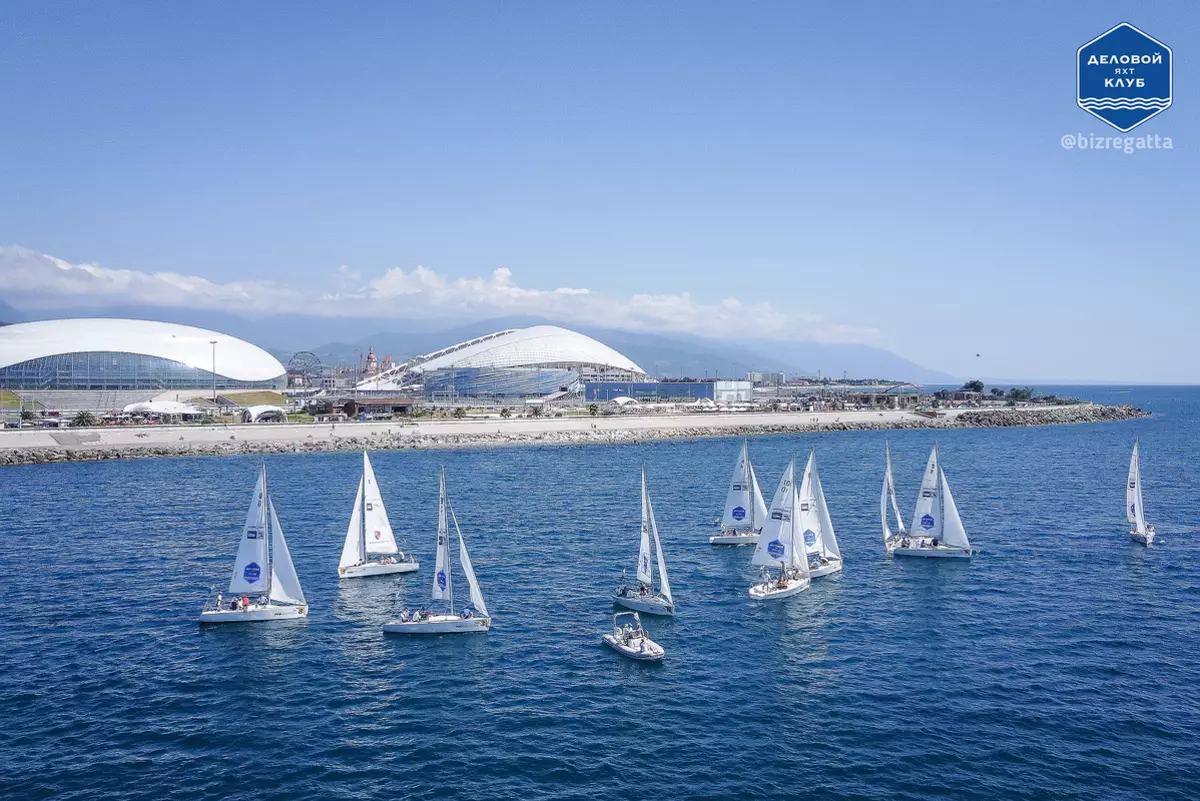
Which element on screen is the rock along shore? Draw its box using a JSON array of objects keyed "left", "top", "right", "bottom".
[{"left": 0, "top": 403, "right": 1147, "bottom": 467}]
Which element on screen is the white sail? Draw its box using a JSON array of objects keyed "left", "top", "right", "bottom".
[
  {"left": 812, "top": 456, "right": 841, "bottom": 560},
  {"left": 229, "top": 466, "right": 270, "bottom": 595},
  {"left": 637, "top": 468, "right": 654, "bottom": 586},
  {"left": 268, "top": 498, "right": 306, "bottom": 605},
  {"left": 1127, "top": 440, "right": 1146, "bottom": 532},
  {"left": 647, "top": 478, "right": 673, "bottom": 604},
  {"left": 884, "top": 443, "right": 906, "bottom": 540},
  {"left": 910, "top": 445, "right": 942, "bottom": 540},
  {"left": 720, "top": 441, "right": 754, "bottom": 531},
  {"left": 452, "top": 505, "right": 488, "bottom": 617},
  {"left": 881, "top": 447, "right": 894, "bottom": 544},
  {"left": 753, "top": 459, "right": 799, "bottom": 568},
  {"left": 432, "top": 468, "right": 452, "bottom": 603},
  {"left": 338, "top": 477, "right": 365, "bottom": 570},
  {"left": 938, "top": 468, "right": 971, "bottom": 551},
  {"left": 792, "top": 473, "right": 810, "bottom": 576},
  {"left": 749, "top": 460, "right": 768, "bottom": 531},
  {"left": 362, "top": 452, "right": 400, "bottom": 555}
]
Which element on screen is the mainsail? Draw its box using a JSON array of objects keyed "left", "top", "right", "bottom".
[
  {"left": 812, "top": 455, "right": 841, "bottom": 560},
  {"left": 637, "top": 467, "right": 654, "bottom": 586},
  {"left": 229, "top": 466, "right": 270, "bottom": 595},
  {"left": 432, "top": 468, "right": 452, "bottom": 603},
  {"left": 937, "top": 468, "right": 971, "bottom": 551},
  {"left": 1127, "top": 440, "right": 1146, "bottom": 532},
  {"left": 748, "top": 460, "right": 768, "bottom": 531},
  {"left": 268, "top": 498, "right": 306, "bottom": 605},
  {"left": 753, "top": 459, "right": 802, "bottom": 569},
  {"left": 910, "top": 445, "right": 942, "bottom": 540},
  {"left": 338, "top": 476, "right": 366, "bottom": 570},
  {"left": 362, "top": 452, "right": 400, "bottom": 555},
  {"left": 881, "top": 442, "right": 906, "bottom": 544},
  {"left": 646, "top": 469, "right": 673, "bottom": 604},
  {"left": 797, "top": 451, "right": 825, "bottom": 559},
  {"left": 721, "top": 441, "right": 756, "bottom": 531}
]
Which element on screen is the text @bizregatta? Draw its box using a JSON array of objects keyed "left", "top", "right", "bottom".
[{"left": 1061, "top": 133, "right": 1174, "bottom": 154}]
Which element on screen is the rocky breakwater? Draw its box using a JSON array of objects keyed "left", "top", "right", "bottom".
[{"left": 0, "top": 403, "right": 1148, "bottom": 466}]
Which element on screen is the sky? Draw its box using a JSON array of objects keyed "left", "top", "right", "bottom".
[{"left": 0, "top": 2, "right": 1197, "bottom": 382}]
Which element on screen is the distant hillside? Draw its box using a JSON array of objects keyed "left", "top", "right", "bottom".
[{"left": 0, "top": 297, "right": 24, "bottom": 325}]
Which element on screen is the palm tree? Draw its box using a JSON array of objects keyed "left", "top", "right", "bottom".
[{"left": 70, "top": 411, "right": 97, "bottom": 428}]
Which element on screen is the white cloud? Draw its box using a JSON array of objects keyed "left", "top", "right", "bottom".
[{"left": 0, "top": 245, "right": 877, "bottom": 344}]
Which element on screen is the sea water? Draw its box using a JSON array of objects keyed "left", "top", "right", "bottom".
[{"left": 1, "top": 386, "right": 1198, "bottom": 800}]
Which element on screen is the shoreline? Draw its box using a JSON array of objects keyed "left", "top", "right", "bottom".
[{"left": 0, "top": 403, "right": 1146, "bottom": 466}]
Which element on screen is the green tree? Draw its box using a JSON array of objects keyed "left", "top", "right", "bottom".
[
  {"left": 587, "top": 403, "right": 599, "bottom": 417},
  {"left": 452, "top": 407, "right": 467, "bottom": 419},
  {"left": 20, "top": 409, "right": 34, "bottom": 421},
  {"left": 529, "top": 405, "right": 543, "bottom": 418},
  {"left": 499, "top": 407, "right": 512, "bottom": 419},
  {"left": 70, "top": 411, "right": 97, "bottom": 428},
  {"left": 990, "top": 387, "right": 1004, "bottom": 398},
  {"left": 961, "top": 380, "right": 984, "bottom": 393}
]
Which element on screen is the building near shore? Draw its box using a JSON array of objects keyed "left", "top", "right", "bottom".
[
  {"left": 0, "top": 319, "right": 287, "bottom": 392},
  {"left": 358, "top": 325, "right": 645, "bottom": 401},
  {"left": 585, "top": 380, "right": 752, "bottom": 404}
]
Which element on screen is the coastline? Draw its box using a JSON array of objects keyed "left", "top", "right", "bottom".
[{"left": 0, "top": 403, "right": 1146, "bottom": 466}]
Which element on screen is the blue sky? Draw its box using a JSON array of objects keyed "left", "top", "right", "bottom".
[{"left": 0, "top": 2, "right": 1196, "bottom": 381}]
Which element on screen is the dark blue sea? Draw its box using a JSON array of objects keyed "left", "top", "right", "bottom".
[{"left": 2, "top": 386, "right": 1198, "bottom": 800}]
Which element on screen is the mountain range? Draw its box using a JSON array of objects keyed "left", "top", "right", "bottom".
[{"left": 0, "top": 300, "right": 956, "bottom": 383}]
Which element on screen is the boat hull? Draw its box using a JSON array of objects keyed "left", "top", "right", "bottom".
[
  {"left": 602, "top": 633, "right": 664, "bottom": 661},
  {"left": 808, "top": 558, "right": 843, "bottom": 578},
  {"left": 748, "top": 576, "right": 811, "bottom": 600},
  {"left": 710, "top": 532, "right": 759, "bottom": 546},
  {"left": 198, "top": 604, "right": 307, "bottom": 624},
  {"left": 382, "top": 614, "right": 491, "bottom": 634},
  {"left": 893, "top": 546, "right": 971, "bottom": 559},
  {"left": 1130, "top": 528, "right": 1155, "bottom": 546},
  {"left": 613, "top": 593, "right": 674, "bottom": 616},
  {"left": 339, "top": 559, "right": 420, "bottom": 578}
]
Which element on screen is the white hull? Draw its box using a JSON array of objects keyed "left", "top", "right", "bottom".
[
  {"left": 893, "top": 546, "right": 971, "bottom": 559},
  {"left": 198, "top": 604, "right": 307, "bottom": 624},
  {"left": 808, "top": 557, "right": 843, "bottom": 578},
  {"left": 1130, "top": 528, "right": 1155, "bottom": 546},
  {"left": 602, "top": 633, "right": 664, "bottom": 661},
  {"left": 748, "top": 576, "right": 811, "bottom": 600},
  {"left": 382, "top": 614, "right": 491, "bottom": 634},
  {"left": 339, "top": 559, "right": 419, "bottom": 578},
  {"left": 710, "top": 532, "right": 759, "bottom": 546},
  {"left": 613, "top": 592, "right": 674, "bottom": 616}
]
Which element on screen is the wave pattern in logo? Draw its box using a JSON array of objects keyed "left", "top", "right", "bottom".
[{"left": 1079, "top": 97, "right": 1170, "bottom": 111}]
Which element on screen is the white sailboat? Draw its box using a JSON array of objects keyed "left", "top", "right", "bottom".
[
  {"left": 198, "top": 465, "right": 308, "bottom": 623},
  {"left": 798, "top": 449, "right": 843, "bottom": 578},
  {"left": 711, "top": 439, "right": 769, "bottom": 545},
  {"left": 892, "top": 444, "right": 972, "bottom": 558},
  {"left": 338, "top": 451, "right": 419, "bottom": 578},
  {"left": 1127, "top": 439, "right": 1156, "bottom": 546},
  {"left": 383, "top": 467, "right": 491, "bottom": 634},
  {"left": 748, "top": 457, "right": 812, "bottom": 599},
  {"left": 602, "top": 610, "right": 665, "bottom": 662},
  {"left": 881, "top": 441, "right": 908, "bottom": 552},
  {"left": 614, "top": 466, "right": 675, "bottom": 616}
]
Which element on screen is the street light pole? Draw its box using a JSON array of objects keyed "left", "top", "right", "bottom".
[{"left": 210, "top": 340, "right": 218, "bottom": 404}]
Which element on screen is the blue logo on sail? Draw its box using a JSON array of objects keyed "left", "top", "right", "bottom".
[
  {"left": 436, "top": 570, "right": 447, "bottom": 590},
  {"left": 243, "top": 562, "right": 261, "bottom": 582},
  {"left": 920, "top": 514, "right": 935, "bottom": 530},
  {"left": 731, "top": 506, "right": 746, "bottom": 521},
  {"left": 1130, "top": 503, "right": 1136, "bottom": 515},
  {"left": 803, "top": 529, "right": 817, "bottom": 547},
  {"left": 767, "top": 539, "right": 786, "bottom": 559},
  {"left": 1077, "top": 23, "right": 1172, "bottom": 131}
]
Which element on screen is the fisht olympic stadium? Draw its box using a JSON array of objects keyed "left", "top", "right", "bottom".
[
  {"left": 0, "top": 319, "right": 287, "bottom": 391},
  {"left": 357, "top": 325, "right": 646, "bottom": 400}
]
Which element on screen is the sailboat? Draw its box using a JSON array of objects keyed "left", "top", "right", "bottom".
[
  {"left": 881, "top": 441, "right": 908, "bottom": 552},
  {"left": 338, "top": 451, "right": 419, "bottom": 578},
  {"left": 798, "top": 449, "right": 843, "bottom": 578},
  {"left": 383, "top": 467, "right": 491, "bottom": 634},
  {"left": 748, "top": 457, "right": 811, "bottom": 600},
  {"left": 1127, "top": 439, "right": 1156, "bottom": 545},
  {"left": 198, "top": 465, "right": 308, "bottom": 623},
  {"left": 614, "top": 466, "right": 675, "bottom": 616},
  {"left": 710, "top": 439, "right": 769, "bottom": 545},
  {"left": 891, "top": 444, "right": 972, "bottom": 558}
]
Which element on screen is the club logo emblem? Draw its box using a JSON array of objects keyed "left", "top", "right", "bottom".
[
  {"left": 921, "top": 514, "right": 936, "bottom": 530},
  {"left": 1078, "top": 23, "right": 1172, "bottom": 131},
  {"left": 436, "top": 570, "right": 447, "bottom": 590},
  {"left": 731, "top": 506, "right": 746, "bottom": 521},
  {"left": 767, "top": 539, "right": 786, "bottom": 559},
  {"left": 243, "top": 562, "right": 261, "bottom": 582}
]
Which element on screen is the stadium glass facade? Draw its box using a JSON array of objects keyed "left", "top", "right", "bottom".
[
  {"left": 584, "top": 382, "right": 716, "bottom": 402},
  {"left": 422, "top": 367, "right": 581, "bottom": 400},
  {"left": 0, "top": 351, "right": 286, "bottom": 391}
]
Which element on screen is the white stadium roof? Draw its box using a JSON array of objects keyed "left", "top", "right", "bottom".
[
  {"left": 0, "top": 318, "right": 285, "bottom": 381},
  {"left": 411, "top": 325, "right": 645, "bottom": 374}
]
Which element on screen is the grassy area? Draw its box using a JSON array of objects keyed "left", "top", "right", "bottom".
[
  {"left": 0, "top": 390, "right": 42, "bottom": 409},
  {"left": 220, "top": 391, "right": 285, "bottom": 406}
]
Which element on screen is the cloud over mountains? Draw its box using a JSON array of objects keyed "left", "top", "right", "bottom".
[{"left": 0, "top": 245, "right": 876, "bottom": 345}]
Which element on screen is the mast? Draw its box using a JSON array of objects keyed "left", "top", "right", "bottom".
[
  {"left": 745, "top": 441, "right": 754, "bottom": 532},
  {"left": 262, "top": 464, "right": 272, "bottom": 599},
  {"left": 359, "top": 453, "right": 368, "bottom": 562},
  {"left": 790, "top": 455, "right": 798, "bottom": 568}
]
